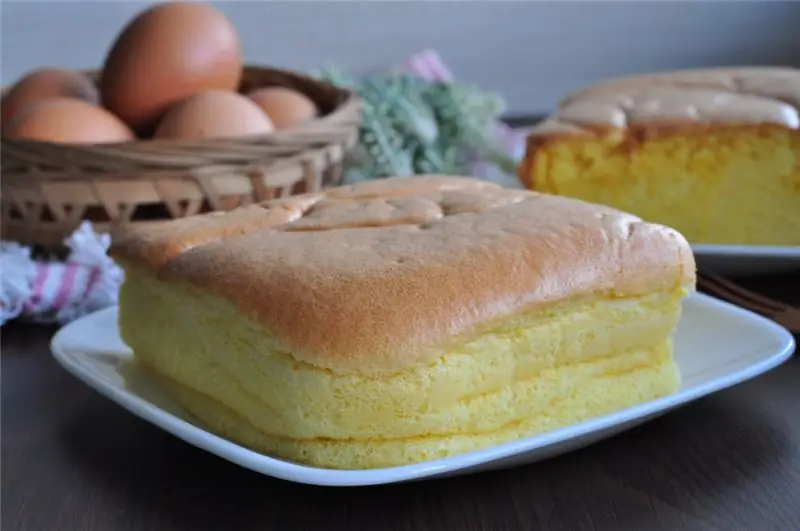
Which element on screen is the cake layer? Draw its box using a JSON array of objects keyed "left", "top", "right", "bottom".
[
  {"left": 111, "top": 176, "right": 695, "bottom": 374},
  {"left": 520, "top": 68, "right": 800, "bottom": 246},
  {"left": 120, "top": 263, "right": 686, "bottom": 443},
  {"left": 522, "top": 126, "right": 800, "bottom": 245},
  {"left": 149, "top": 341, "right": 678, "bottom": 470}
]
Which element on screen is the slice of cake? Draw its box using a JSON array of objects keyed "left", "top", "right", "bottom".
[
  {"left": 110, "top": 176, "right": 696, "bottom": 470},
  {"left": 519, "top": 67, "right": 800, "bottom": 246}
]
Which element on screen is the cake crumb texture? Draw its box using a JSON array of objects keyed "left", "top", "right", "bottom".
[
  {"left": 121, "top": 266, "right": 686, "bottom": 469},
  {"left": 520, "top": 67, "right": 800, "bottom": 245}
]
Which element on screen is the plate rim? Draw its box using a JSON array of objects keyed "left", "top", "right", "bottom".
[
  {"left": 691, "top": 243, "right": 800, "bottom": 258},
  {"left": 50, "top": 294, "right": 796, "bottom": 487}
]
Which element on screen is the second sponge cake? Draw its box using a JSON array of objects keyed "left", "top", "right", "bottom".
[
  {"left": 519, "top": 67, "right": 800, "bottom": 246},
  {"left": 111, "top": 176, "right": 696, "bottom": 469}
]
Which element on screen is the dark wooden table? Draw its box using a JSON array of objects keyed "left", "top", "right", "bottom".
[{"left": 2, "top": 274, "right": 799, "bottom": 531}]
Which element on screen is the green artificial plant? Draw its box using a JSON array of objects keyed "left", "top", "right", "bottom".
[{"left": 315, "top": 66, "right": 516, "bottom": 183}]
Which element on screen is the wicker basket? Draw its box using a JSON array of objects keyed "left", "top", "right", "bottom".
[{"left": 1, "top": 66, "right": 362, "bottom": 250}]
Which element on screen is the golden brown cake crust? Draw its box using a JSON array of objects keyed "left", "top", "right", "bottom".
[
  {"left": 111, "top": 176, "right": 695, "bottom": 372},
  {"left": 528, "top": 67, "right": 800, "bottom": 139}
]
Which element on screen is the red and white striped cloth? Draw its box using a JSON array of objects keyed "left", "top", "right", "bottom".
[
  {"left": 23, "top": 261, "right": 102, "bottom": 316},
  {"left": 1, "top": 222, "right": 123, "bottom": 326},
  {"left": 0, "top": 50, "right": 525, "bottom": 327}
]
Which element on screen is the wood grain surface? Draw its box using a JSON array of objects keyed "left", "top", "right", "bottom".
[{"left": 2, "top": 273, "right": 798, "bottom": 531}]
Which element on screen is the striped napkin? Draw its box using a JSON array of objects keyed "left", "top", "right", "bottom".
[{"left": 0, "top": 222, "right": 123, "bottom": 326}]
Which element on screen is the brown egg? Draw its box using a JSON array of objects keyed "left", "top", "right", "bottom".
[
  {"left": 4, "top": 98, "right": 135, "bottom": 144},
  {"left": 101, "top": 1, "right": 242, "bottom": 135},
  {"left": 1, "top": 68, "right": 99, "bottom": 128},
  {"left": 154, "top": 90, "right": 274, "bottom": 140},
  {"left": 247, "top": 87, "right": 318, "bottom": 129}
]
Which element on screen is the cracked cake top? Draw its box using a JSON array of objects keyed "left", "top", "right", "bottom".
[{"left": 111, "top": 176, "right": 695, "bottom": 371}]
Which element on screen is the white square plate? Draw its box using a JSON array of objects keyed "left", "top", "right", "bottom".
[{"left": 51, "top": 293, "right": 795, "bottom": 487}]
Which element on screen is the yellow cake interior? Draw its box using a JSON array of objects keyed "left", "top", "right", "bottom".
[
  {"left": 522, "top": 126, "right": 800, "bottom": 246},
  {"left": 119, "top": 265, "right": 688, "bottom": 470}
]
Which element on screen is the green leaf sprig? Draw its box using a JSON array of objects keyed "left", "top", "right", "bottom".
[{"left": 314, "top": 66, "right": 515, "bottom": 183}]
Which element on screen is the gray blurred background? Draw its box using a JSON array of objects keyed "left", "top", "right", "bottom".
[{"left": 3, "top": 1, "right": 800, "bottom": 115}]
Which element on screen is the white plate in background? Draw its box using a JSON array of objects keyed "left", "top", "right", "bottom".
[
  {"left": 691, "top": 244, "right": 800, "bottom": 276},
  {"left": 51, "top": 294, "right": 795, "bottom": 487}
]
